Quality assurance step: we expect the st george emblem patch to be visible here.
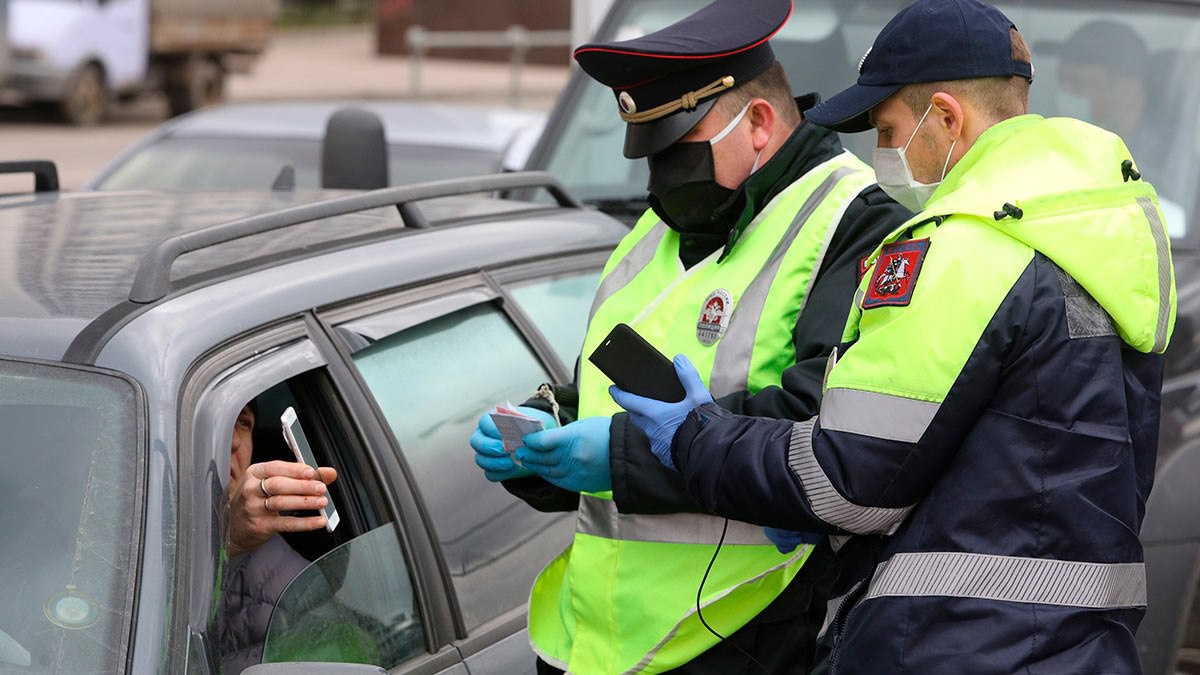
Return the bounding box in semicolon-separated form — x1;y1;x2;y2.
697;289;733;346
863;239;930;309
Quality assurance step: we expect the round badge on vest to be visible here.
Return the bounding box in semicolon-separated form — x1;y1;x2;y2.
697;289;733;346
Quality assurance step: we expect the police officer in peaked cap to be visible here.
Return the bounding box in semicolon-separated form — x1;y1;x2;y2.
469;1;909;672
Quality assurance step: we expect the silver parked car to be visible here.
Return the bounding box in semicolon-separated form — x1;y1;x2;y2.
83;100;546;191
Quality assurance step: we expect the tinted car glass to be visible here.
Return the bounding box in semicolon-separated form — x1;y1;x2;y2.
508;270;603;367
987;1;1200;242
0;359;140;673
263;524;424;669
350;302;575;631
540;0;1200;241
95;137;503;191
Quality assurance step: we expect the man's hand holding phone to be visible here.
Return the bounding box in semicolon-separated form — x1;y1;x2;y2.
608;353;714;471
228;460;338;558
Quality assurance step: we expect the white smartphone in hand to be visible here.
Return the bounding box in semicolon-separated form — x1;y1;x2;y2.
280;406;340;532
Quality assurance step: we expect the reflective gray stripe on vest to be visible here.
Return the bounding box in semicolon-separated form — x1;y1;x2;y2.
787;418;912;534
865;551;1147;608
1138;197;1173;353
709;166;862;397
577;494;771;546
819;388;940;444
587;223;669;324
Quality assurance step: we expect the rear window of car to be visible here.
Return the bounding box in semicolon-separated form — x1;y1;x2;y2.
0;359;142;673
95;137;503;192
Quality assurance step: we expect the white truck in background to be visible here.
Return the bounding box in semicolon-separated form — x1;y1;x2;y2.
5;0;279;125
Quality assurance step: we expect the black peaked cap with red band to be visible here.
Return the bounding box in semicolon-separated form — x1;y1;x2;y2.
574;0;793;159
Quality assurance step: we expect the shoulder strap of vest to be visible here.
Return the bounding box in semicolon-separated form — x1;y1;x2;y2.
709;160;875;396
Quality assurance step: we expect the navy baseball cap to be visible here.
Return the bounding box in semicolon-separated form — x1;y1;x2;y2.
806;0;1033;133
574;0;793;158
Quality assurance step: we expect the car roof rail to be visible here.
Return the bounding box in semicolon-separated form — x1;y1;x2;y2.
0;160;60;192
128;170;583;304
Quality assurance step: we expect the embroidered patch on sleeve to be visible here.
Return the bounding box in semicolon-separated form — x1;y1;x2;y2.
858;255;872;283
862;239;930;309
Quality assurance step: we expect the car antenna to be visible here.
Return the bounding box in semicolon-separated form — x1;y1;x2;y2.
271;164;296;191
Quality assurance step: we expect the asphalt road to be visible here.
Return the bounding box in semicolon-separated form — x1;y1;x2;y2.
0;24;570;191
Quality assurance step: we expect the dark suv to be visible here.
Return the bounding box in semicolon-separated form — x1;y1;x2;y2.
526;0;1200;672
0;162;626;674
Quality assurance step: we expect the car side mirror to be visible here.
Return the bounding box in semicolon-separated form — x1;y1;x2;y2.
321;108;390;190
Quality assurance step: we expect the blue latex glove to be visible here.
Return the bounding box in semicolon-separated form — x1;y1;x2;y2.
763;527;825;554
470;406;557;482
517;417;612;493
608;354;713;470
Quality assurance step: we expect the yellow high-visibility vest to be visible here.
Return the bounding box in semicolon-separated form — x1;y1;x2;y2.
529;151;877;674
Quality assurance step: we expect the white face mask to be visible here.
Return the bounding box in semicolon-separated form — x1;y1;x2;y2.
873;104;956;212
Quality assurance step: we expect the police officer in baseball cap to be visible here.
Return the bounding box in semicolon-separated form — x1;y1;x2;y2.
608;0;1174;673
477;1;908;673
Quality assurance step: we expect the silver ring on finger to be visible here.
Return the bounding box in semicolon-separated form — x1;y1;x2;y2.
259;477;272;498
264;496;276;513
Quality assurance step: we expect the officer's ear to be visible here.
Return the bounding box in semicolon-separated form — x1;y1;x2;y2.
928;91;965;143
748;98;776;151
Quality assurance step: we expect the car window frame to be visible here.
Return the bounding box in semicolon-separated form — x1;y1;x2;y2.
319;276;543;642
303;312;469;673
176;317;465;674
316;253;608;659
487;250;611;382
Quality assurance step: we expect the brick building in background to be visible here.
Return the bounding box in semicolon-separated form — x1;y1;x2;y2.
376;0;571;65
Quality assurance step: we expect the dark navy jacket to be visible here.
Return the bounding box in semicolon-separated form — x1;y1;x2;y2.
668;116;1174;674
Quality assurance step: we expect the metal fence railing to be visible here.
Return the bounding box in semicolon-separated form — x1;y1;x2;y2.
405;25;573;106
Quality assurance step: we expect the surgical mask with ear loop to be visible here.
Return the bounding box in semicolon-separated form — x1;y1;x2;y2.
648;100;764;233
872;104;957;212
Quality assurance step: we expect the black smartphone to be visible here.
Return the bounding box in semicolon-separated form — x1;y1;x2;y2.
588;323;686;402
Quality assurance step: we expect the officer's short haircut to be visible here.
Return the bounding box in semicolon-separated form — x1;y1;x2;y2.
899;28;1032;123
714;61;803;129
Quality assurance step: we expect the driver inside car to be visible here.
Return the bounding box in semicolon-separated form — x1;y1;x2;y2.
220;400;338;674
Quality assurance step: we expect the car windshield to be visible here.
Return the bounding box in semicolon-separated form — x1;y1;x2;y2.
94;137;503;191
539;0;1200;242
0;359;141;673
